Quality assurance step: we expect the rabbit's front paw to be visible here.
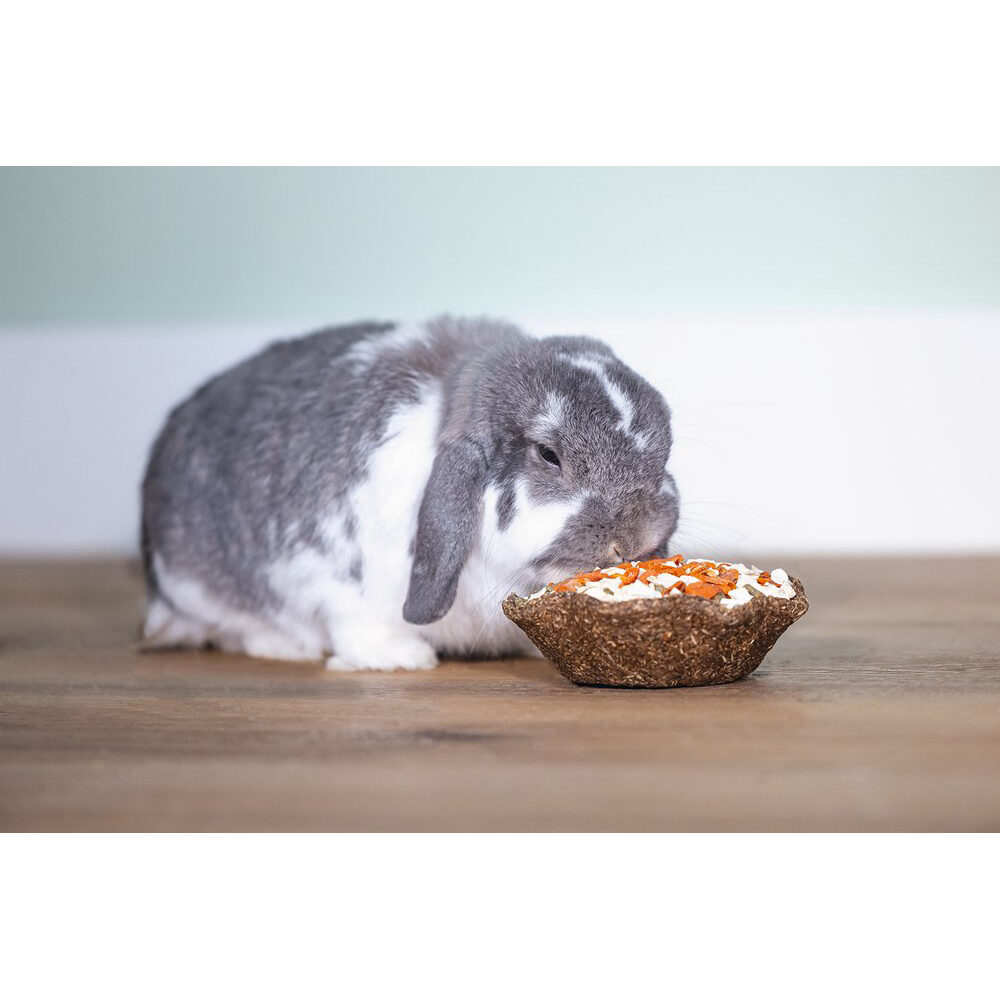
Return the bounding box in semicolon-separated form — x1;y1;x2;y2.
326;632;438;672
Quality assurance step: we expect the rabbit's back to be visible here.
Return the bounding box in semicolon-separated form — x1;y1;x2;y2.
144;322;387;605
141;318;528;653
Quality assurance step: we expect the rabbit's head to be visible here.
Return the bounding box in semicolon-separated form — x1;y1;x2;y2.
403;334;678;624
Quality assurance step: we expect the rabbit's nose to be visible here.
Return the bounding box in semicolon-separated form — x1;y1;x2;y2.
608;542;626;562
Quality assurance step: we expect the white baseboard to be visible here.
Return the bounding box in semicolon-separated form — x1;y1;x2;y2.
2;312;999;555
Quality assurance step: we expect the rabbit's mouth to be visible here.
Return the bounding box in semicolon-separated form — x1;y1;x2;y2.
526;560;584;592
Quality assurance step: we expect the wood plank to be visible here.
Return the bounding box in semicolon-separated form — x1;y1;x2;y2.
1;556;999;831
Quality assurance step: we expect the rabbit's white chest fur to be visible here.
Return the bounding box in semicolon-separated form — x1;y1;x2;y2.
417;483;581;658
321;389;578;665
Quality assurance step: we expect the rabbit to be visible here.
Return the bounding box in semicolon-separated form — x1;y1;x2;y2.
141;315;680;671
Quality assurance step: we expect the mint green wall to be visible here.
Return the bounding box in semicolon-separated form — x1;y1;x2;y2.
1;167;998;326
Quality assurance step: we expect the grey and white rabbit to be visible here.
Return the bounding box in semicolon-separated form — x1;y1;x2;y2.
141;316;679;671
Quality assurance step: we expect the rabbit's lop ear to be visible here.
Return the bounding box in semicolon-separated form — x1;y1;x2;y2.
403;438;487;625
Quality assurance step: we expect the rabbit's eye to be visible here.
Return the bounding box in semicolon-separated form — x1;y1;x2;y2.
537;443;561;468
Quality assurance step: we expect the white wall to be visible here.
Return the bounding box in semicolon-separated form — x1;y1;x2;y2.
3;312;999;555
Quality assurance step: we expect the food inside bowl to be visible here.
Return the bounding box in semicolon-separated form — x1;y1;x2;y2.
531;555;796;608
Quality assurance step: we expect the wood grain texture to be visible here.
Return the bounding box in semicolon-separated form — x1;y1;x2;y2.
1;557;999;831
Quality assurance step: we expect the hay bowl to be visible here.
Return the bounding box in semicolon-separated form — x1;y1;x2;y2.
501;576;809;688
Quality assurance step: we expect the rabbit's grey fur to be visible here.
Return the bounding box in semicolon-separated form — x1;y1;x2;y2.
142;316;679;670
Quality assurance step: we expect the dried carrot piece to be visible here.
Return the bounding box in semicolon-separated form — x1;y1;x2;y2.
684;581;724;599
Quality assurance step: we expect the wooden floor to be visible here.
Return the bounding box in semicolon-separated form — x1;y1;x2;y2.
1;556;999;831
